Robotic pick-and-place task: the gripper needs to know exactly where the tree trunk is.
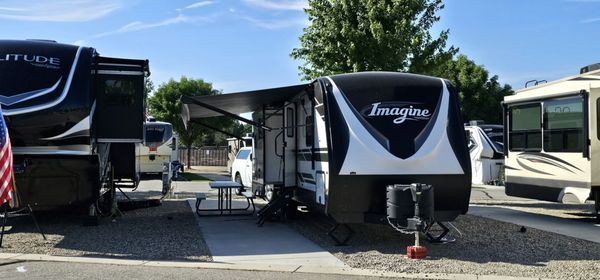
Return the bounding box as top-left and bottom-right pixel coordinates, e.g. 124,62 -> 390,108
187,147 -> 191,170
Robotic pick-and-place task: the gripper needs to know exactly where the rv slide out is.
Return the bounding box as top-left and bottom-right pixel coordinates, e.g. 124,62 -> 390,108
465,124 -> 504,185
182,72 -> 471,226
0,40 -> 149,215
503,64 -> 600,218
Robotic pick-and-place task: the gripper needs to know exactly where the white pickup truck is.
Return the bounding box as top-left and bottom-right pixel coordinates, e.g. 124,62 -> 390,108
231,147 -> 253,190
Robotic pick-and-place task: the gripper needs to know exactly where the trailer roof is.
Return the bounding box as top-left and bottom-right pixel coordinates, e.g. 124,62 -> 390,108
181,83 -> 308,120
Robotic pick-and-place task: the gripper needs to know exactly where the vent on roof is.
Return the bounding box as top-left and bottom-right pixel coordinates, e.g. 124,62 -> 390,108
580,63 -> 600,74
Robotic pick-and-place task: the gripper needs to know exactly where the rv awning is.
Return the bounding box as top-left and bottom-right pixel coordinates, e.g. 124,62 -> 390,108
181,84 -> 308,127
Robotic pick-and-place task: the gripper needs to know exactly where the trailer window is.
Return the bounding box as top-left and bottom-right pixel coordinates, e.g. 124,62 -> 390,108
103,79 -> 137,106
543,97 -> 583,152
305,115 -> 314,147
286,107 -> 294,137
509,104 -> 541,151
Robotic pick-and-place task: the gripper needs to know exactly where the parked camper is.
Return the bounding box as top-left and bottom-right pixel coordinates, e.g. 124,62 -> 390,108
137,121 -> 176,174
465,124 -> 504,185
503,64 -> 600,218
0,40 -> 149,215
182,72 -> 471,229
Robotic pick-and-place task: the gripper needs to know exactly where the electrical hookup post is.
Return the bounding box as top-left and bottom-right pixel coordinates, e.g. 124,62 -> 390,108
386,183 -> 434,259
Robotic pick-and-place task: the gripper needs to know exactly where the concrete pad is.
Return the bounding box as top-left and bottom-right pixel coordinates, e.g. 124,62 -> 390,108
470,205 -> 600,243
188,199 -> 347,267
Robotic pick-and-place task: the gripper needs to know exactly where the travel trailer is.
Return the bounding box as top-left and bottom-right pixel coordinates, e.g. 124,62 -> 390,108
465,123 -> 504,185
137,121 -> 177,174
182,72 -> 471,228
503,64 -> 600,218
0,40 -> 149,215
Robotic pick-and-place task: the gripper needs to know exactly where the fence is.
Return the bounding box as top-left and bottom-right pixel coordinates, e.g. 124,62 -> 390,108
178,146 -> 227,166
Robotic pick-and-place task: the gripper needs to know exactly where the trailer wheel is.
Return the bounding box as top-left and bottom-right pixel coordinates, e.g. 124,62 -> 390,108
234,173 -> 244,195
265,185 -> 279,202
285,200 -> 298,219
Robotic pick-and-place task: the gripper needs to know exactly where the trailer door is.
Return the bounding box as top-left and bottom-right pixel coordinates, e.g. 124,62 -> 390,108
284,103 -> 297,187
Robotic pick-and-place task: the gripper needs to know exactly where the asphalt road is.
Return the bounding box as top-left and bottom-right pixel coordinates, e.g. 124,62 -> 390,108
0,261 -> 399,280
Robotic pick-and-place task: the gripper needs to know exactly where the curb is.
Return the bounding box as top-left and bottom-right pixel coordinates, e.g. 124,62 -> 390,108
0,253 -> 553,280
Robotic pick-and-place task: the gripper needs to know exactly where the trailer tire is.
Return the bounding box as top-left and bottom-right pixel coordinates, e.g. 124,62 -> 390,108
285,201 -> 298,220
265,185 -> 276,202
234,173 -> 244,195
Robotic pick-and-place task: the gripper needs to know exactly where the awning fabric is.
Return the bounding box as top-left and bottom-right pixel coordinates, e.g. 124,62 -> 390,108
181,84 -> 308,121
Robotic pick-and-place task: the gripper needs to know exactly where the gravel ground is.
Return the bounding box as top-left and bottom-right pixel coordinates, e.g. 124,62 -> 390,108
0,200 -> 211,262
287,212 -> 600,280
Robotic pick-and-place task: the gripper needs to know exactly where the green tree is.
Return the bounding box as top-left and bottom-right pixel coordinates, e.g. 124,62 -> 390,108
290,0 -> 456,80
143,78 -> 155,112
148,77 -> 233,168
432,54 -> 513,123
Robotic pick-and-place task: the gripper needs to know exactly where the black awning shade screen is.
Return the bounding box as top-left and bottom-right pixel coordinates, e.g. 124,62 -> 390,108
181,83 -> 308,121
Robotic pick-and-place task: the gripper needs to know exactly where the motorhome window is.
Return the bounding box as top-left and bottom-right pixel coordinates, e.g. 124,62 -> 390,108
597,98 -> 600,140
543,97 -> 583,152
305,115 -> 314,146
103,79 -> 137,106
286,107 -> 294,137
236,149 -> 251,160
509,104 -> 541,151
145,127 -> 165,144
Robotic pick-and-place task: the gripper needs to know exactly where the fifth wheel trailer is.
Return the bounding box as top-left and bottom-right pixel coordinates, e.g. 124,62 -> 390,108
465,124 -> 504,185
0,39 -> 149,214
503,64 -> 600,218
182,72 -> 471,227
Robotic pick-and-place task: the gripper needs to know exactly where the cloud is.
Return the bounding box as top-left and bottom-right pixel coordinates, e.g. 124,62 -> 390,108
240,16 -> 308,29
582,17 -> 600,23
185,1 -> 215,9
243,0 -> 307,11
0,0 -> 122,22
91,13 -> 215,39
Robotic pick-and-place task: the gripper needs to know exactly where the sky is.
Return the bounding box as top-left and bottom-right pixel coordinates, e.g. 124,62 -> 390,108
1,0 -> 599,94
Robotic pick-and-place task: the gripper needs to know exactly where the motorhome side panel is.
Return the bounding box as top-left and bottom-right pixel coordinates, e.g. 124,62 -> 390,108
504,91 -> 591,202
321,73 -> 471,224
590,87 -> 600,189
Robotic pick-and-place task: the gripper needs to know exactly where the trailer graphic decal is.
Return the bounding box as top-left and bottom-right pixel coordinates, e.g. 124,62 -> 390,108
362,101 -> 432,124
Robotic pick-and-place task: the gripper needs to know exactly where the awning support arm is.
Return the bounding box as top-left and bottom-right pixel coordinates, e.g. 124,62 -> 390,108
184,98 -> 271,131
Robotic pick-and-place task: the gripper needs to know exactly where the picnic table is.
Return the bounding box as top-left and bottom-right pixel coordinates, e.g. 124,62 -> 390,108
195,181 -> 255,216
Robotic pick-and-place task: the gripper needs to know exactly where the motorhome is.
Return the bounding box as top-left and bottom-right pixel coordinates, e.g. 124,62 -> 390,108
137,120 -> 177,174
503,64 -> 600,218
182,72 -> 471,229
0,40 -> 149,215
465,123 -> 504,185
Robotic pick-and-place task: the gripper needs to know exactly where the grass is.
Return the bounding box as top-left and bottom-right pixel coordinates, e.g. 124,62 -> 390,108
179,172 -> 211,181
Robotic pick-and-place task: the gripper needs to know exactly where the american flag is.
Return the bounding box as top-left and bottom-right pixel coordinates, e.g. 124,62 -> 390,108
0,106 -> 15,208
